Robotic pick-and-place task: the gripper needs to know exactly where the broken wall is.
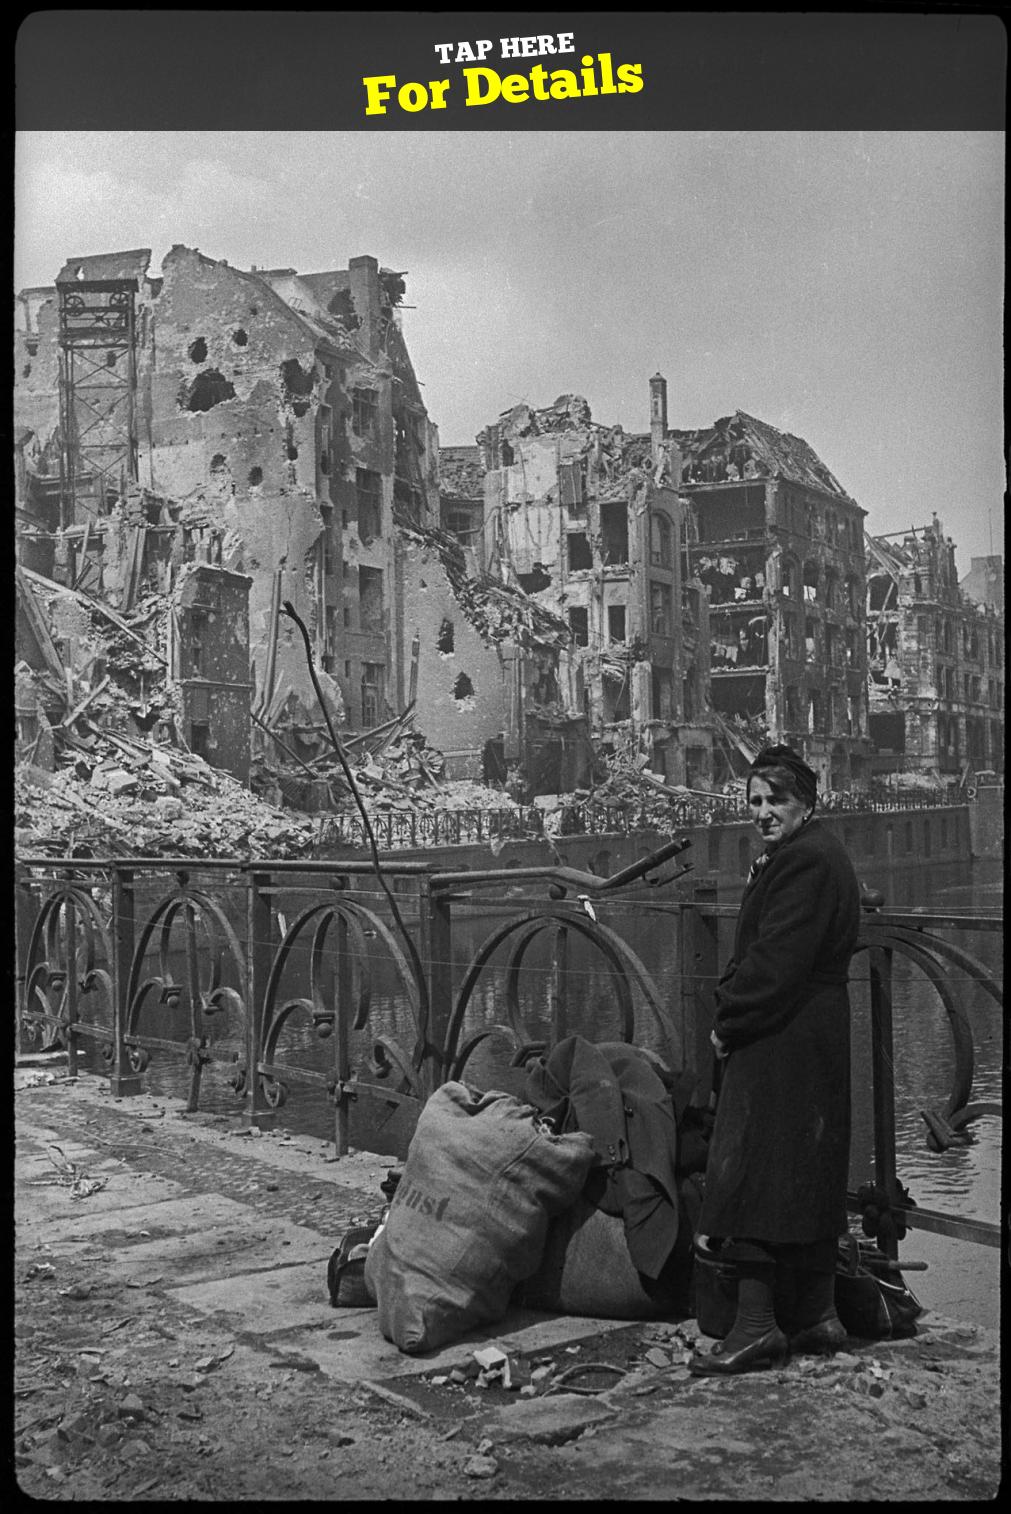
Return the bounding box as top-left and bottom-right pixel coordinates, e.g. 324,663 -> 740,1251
401,545 -> 516,779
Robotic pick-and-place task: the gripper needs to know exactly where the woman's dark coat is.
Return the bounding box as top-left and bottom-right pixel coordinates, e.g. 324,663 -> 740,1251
698,818 -> 861,1246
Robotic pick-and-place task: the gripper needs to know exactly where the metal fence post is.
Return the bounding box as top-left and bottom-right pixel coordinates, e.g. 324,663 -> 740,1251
419,878 -> 453,1099
109,865 -> 143,1095
14,863 -> 34,1055
246,867 -> 277,1129
334,909 -> 352,1155
868,943 -> 900,1259
681,880 -> 720,1100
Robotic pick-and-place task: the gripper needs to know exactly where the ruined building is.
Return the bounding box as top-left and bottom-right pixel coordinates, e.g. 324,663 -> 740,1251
14,246 -> 440,767
474,384 -> 714,790
673,404 -> 870,790
14,245 -> 578,795
866,521 -> 1004,780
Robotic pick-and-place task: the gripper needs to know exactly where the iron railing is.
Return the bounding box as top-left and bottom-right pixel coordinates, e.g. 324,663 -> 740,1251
312,789 -> 986,849
16,842 -> 1001,1256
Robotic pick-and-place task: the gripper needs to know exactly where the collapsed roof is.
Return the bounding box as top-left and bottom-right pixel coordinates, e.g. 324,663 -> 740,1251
672,411 -> 850,497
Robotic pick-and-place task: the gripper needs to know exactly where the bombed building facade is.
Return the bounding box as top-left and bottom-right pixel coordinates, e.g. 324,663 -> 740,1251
672,407 -> 870,790
14,246 -> 442,751
14,245 -> 578,798
865,521 -> 1004,781
473,384 -> 715,790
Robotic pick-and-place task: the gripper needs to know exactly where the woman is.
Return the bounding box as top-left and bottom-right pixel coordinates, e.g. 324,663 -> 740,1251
690,745 -> 861,1376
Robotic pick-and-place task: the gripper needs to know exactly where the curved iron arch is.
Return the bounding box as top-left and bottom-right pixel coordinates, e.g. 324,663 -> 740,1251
443,908 -> 680,1080
21,884 -> 114,1053
125,884 -> 247,1107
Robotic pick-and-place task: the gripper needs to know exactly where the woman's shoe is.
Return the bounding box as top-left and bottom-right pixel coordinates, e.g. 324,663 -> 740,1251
689,1325 -> 789,1377
789,1316 -> 848,1355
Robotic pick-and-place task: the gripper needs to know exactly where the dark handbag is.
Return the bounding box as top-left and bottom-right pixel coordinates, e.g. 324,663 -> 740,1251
833,1234 -> 923,1340
327,1223 -> 378,1309
694,1231 -> 924,1342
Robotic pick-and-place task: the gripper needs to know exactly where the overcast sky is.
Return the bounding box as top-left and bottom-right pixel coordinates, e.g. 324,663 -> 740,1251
15,130 -> 1004,573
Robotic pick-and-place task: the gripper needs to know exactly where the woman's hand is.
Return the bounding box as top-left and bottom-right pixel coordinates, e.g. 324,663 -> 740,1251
710,1029 -> 729,1060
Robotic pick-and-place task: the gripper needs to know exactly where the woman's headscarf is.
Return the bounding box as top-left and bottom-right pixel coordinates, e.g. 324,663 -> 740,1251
747,744 -> 818,809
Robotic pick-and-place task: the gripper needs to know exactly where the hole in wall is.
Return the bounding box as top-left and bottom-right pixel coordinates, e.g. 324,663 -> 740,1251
210,454 -> 228,473
437,619 -> 455,654
248,466 -> 263,486
453,672 -> 474,701
188,337 -> 208,363
22,364 -> 31,379
232,328 -> 248,346
183,369 -> 236,412
105,350 -> 118,367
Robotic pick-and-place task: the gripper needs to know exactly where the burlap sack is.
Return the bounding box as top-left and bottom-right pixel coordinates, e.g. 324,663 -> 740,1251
364,1081 -> 595,1353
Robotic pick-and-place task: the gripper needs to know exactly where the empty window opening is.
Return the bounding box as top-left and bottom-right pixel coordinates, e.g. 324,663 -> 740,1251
437,618 -> 455,654
248,466 -> 263,486
189,722 -> 210,758
567,532 -> 593,572
608,605 -> 627,643
650,514 -> 673,568
183,369 -> 235,412
568,607 -> 589,646
600,501 -> 629,565
356,469 -> 382,542
188,611 -> 208,676
232,328 -> 248,346
803,561 -> 819,601
188,337 -> 208,363
804,618 -> 817,660
352,388 -> 379,437
559,459 -> 584,510
652,668 -> 673,722
650,581 -> 672,636
361,662 -> 386,729
358,566 -> 384,633
453,672 -> 474,701
500,438 -> 514,466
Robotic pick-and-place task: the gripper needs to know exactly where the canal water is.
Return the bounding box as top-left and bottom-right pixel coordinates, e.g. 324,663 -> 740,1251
125,855 -> 1001,1246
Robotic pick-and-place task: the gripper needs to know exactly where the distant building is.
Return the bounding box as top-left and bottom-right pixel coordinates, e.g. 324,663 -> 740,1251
960,554 -> 1004,615
674,406 -> 870,790
866,520 -> 1004,780
473,382 -> 714,790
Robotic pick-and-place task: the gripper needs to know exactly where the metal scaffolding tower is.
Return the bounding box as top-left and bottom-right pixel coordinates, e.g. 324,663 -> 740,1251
57,279 -> 139,529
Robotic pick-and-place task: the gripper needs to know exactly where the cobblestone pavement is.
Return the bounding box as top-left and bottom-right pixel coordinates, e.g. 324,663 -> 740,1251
14,1069 -> 1004,1502
24,1077 -> 391,1236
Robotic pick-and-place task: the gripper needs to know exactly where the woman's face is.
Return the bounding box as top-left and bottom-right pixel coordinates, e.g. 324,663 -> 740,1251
747,774 -> 811,849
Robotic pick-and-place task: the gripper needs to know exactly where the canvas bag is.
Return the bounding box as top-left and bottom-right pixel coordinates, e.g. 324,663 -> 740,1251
364,1081 -> 595,1354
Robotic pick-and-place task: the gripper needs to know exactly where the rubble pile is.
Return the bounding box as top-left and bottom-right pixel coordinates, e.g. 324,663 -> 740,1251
14,735 -> 317,861
538,734 -> 699,831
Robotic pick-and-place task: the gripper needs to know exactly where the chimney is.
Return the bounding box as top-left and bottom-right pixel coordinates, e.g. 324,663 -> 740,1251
349,255 -> 381,356
650,373 -> 667,462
